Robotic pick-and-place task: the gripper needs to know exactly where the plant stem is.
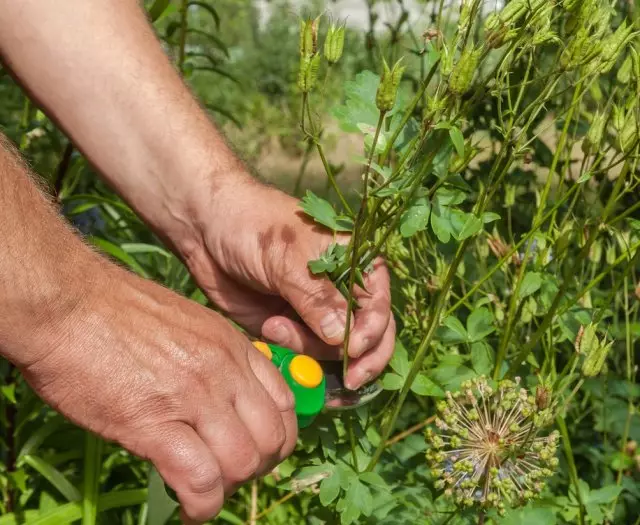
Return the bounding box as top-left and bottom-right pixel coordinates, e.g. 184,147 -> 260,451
507,161 -> 631,375
557,416 -> 586,525
494,81 -> 582,378
342,112 -> 385,380
379,58 -> 440,166
367,238 -> 470,471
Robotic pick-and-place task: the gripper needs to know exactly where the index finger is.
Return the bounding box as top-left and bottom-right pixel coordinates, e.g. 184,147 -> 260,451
347,258 -> 392,358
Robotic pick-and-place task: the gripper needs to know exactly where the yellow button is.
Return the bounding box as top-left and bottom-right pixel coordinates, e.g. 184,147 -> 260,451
252,341 -> 273,360
289,355 -> 323,388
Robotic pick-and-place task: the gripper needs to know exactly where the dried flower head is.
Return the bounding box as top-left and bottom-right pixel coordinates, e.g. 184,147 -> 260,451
426,377 -> 560,515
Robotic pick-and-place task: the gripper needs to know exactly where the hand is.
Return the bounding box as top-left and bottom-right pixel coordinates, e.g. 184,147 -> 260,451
18,261 -> 297,523
181,175 -> 396,391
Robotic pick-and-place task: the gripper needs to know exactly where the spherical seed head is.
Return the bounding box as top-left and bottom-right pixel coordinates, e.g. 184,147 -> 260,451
426,377 -> 558,513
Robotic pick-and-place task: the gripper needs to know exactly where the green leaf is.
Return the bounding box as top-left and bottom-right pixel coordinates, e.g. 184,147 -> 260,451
449,127 -> 465,157
466,307 -> 495,341
89,237 -> 149,278
333,71 -> 382,132
184,29 -> 228,57
482,212 -> 501,223
188,1 -> 220,28
299,191 -> 352,232
501,506 -> 557,525
346,481 -> 372,517
456,213 -> 483,240
1,384 -> 16,404
430,200 -> 452,243
21,455 -> 81,502
410,374 -> 445,397
587,484 -> 623,504
471,341 -> 494,375
359,472 -> 389,491
438,316 -> 468,344
8,469 -> 27,494
389,339 -> 409,377
18,417 -> 64,459
82,432 -> 104,525
146,466 -> 178,525
382,372 -> 404,391
518,272 -> 543,299
319,471 -> 341,506
120,243 -> 172,258
147,0 -> 171,22
400,197 -> 431,238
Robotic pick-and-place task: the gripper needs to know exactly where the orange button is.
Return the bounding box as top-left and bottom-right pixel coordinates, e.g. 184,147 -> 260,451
289,355 -> 323,388
252,341 -> 273,360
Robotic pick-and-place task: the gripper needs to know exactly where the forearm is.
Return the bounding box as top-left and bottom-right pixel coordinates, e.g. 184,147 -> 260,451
0,0 -> 246,253
0,135 -> 98,368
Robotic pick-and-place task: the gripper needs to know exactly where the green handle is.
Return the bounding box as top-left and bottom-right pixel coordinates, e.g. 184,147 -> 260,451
164,342 -> 326,502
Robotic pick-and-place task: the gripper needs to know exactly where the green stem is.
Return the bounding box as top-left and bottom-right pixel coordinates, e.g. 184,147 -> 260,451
446,183 -> 581,317
556,416 -> 586,525
507,161 -> 631,375
494,82 -> 582,377
367,237 -> 471,471
343,112 -> 386,379
379,59 -> 441,166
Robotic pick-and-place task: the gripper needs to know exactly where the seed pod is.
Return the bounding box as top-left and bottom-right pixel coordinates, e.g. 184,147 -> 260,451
617,54 -> 633,84
619,111 -> 638,153
504,184 -> 516,208
606,241 -> 617,265
324,24 -> 345,64
376,58 -> 405,112
299,17 -> 319,58
589,239 -> 603,264
449,46 -> 480,96
297,53 -> 321,93
582,111 -> 607,155
440,41 -> 457,76
582,335 -> 613,377
600,22 -> 634,73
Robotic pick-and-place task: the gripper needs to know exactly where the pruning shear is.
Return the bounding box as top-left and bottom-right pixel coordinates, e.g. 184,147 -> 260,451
159,342 -> 382,505
250,341 -> 383,428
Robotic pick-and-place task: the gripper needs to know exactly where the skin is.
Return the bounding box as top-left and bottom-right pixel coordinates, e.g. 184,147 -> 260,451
0,1 -> 395,522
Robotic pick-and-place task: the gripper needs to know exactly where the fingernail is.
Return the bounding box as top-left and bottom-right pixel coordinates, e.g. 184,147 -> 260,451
346,370 -> 372,391
320,311 -> 346,340
351,337 -> 370,358
270,323 -> 289,344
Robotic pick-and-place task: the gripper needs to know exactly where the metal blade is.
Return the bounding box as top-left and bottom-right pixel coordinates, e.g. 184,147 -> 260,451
320,360 -> 383,411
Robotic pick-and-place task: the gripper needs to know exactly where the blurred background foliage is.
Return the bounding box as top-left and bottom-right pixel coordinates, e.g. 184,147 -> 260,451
2,1 -> 640,524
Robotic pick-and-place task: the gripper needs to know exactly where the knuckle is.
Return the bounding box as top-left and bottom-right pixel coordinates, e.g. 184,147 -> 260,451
187,462 -> 223,496
231,449 -> 261,483
263,421 -> 286,456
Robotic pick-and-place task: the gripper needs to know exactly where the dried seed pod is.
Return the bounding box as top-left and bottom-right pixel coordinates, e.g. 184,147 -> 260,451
324,24 -> 345,64
376,58 -> 405,112
299,16 -> 319,58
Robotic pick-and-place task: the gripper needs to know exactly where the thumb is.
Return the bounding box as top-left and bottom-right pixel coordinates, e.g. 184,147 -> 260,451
279,274 -> 349,346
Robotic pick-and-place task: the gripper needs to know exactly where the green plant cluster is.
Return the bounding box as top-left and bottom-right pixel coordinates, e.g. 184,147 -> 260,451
1,1 -> 640,524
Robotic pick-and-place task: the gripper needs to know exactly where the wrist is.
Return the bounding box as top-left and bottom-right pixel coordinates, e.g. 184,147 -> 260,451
0,244 -> 102,369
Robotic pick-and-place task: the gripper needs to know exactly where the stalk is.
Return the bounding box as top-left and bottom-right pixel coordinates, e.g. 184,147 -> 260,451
343,112 -> 386,379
